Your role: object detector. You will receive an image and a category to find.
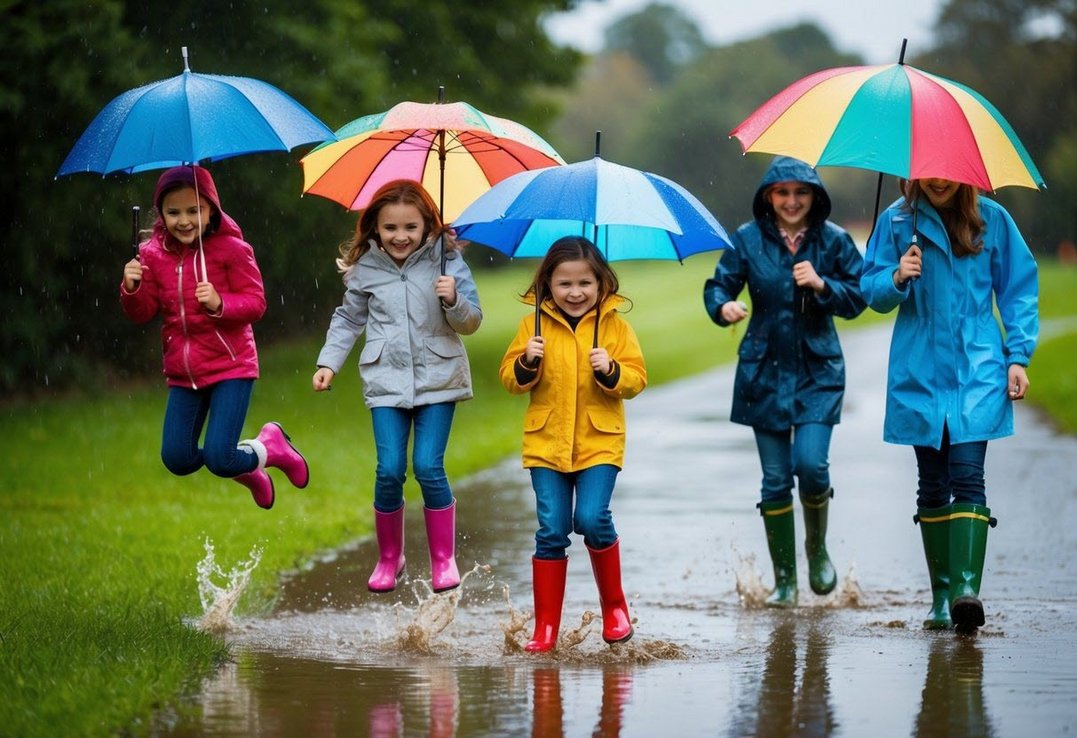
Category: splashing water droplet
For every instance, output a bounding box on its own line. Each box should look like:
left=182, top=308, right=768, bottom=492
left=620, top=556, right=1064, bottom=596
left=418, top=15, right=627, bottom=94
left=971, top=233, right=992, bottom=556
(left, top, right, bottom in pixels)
left=195, top=537, right=263, bottom=633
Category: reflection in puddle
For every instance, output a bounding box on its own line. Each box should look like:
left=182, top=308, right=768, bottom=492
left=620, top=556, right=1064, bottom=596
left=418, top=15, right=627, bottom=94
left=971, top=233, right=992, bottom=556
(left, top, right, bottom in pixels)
left=915, top=637, right=995, bottom=738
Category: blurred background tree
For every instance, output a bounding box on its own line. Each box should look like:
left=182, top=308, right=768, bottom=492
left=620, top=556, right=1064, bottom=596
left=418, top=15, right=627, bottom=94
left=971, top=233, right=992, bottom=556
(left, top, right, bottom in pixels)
left=1, top=0, right=1072, bottom=398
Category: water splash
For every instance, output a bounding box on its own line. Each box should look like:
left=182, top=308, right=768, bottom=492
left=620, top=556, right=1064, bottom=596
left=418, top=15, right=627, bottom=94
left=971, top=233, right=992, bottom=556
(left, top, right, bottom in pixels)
left=393, top=563, right=489, bottom=654
left=195, top=538, right=263, bottom=633
left=734, top=553, right=770, bottom=609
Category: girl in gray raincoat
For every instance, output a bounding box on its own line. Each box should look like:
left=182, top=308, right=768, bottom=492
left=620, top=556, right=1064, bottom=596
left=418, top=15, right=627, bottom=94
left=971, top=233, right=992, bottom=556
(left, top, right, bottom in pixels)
left=704, top=156, right=866, bottom=607
left=861, top=177, right=1038, bottom=633
left=313, top=180, right=482, bottom=596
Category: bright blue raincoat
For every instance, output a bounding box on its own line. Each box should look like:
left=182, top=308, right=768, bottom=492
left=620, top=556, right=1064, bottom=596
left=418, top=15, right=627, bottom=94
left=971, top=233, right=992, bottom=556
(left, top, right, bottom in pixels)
left=860, top=195, right=1038, bottom=448
left=703, top=157, right=867, bottom=431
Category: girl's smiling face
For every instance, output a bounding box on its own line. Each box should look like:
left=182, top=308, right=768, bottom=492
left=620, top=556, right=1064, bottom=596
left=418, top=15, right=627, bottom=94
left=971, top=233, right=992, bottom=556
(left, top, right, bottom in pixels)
left=161, top=187, right=212, bottom=245
left=377, top=202, right=426, bottom=265
left=918, top=178, right=960, bottom=208
left=549, top=259, right=599, bottom=317
left=767, top=181, right=813, bottom=232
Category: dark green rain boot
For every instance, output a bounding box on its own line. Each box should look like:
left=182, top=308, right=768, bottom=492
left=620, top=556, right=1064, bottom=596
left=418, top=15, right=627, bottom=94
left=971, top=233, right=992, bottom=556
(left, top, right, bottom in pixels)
left=914, top=505, right=953, bottom=630
left=758, top=500, right=798, bottom=608
left=948, top=503, right=997, bottom=632
left=800, top=489, right=837, bottom=595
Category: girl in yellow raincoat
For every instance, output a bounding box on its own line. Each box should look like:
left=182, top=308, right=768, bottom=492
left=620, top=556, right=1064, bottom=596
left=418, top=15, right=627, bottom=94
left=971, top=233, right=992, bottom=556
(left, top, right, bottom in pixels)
left=500, top=236, right=647, bottom=652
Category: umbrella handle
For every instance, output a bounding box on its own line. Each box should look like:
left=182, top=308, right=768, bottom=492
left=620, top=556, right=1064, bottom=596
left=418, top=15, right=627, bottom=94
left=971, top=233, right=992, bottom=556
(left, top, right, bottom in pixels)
left=131, top=205, right=141, bottom=259
left=534, top=285, right=541, bottom=338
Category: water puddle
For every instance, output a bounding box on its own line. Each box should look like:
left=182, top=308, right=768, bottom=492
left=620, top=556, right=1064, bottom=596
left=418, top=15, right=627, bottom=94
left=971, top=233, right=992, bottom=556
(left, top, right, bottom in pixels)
left=160, top=328, right=1077, bottom=736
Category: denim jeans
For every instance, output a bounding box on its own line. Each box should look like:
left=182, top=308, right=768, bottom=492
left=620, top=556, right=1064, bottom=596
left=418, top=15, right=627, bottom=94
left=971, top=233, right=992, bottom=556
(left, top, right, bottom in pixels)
left=529, top=464, right=620, bottom=560
left=370, top=402, right=456, bottom=512
left=753, top=423, right=833, bottom=503
left=161, top=379, right=257, bottom=478
left=913, top=426, right=988, bottom=507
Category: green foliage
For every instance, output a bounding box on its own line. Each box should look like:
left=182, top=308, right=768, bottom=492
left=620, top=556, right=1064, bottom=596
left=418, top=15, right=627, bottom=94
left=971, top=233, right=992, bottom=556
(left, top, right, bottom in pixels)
left=0, top=0, right=582, bottom=397
left=603, top=2, right=706, bottom=85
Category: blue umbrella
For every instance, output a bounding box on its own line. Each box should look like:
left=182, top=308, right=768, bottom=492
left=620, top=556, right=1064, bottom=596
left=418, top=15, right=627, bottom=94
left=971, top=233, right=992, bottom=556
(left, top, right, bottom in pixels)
left=453, top=155, right=732, bottom=262
left=454, top=153, right=732, bottom=340
left=57, top=46, right=335, bottom=176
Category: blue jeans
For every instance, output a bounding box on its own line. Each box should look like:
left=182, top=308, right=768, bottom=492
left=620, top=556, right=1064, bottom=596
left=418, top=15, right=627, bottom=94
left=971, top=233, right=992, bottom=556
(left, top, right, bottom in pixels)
left=370, top=402, right=456, bottom=512
left=161, top=379, right=257, bottom=478
left=753, top=423, right=833, bottom=503
left=913, top=426, right=988, bottom=507
left=529, top=464, right=620, bottom=560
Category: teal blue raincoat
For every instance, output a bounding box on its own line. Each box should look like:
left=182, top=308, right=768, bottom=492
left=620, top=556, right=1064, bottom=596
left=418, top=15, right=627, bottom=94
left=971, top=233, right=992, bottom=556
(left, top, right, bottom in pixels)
left=860, top=195, right=1039, bottom=448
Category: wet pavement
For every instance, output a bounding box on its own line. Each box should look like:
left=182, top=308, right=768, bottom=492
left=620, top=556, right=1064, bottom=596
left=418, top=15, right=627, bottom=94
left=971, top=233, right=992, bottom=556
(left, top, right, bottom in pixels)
left=162, top=324, right=1077, bottom=737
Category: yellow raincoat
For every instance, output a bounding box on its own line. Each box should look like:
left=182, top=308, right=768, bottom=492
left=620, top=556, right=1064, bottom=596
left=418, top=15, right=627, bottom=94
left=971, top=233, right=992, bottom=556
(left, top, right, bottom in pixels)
left=499, top=296, right=647, bottom=472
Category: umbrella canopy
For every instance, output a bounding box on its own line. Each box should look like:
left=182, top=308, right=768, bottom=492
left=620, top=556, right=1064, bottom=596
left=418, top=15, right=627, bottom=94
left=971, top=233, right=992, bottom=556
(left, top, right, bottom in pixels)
left=300, top=93, right=564, bottom=222
left=730, top=61, right=1045, bottom=193
left=453, top=155, right=732, bottom=262
left=57, top=48, right=335, bottom=176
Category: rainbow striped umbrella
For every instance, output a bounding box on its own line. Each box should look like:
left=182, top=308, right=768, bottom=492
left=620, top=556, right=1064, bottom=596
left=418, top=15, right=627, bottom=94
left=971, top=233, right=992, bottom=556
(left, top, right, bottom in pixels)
left=730, top=62, right=1045, bottom=193
left=301, top=91, right=563, bottom=222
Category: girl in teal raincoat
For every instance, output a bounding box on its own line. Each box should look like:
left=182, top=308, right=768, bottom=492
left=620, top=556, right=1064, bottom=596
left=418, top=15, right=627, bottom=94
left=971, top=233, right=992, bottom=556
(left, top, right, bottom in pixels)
left=860, top=177, right=1038, bottom=632
left=704, top=156, right=866, bottom=608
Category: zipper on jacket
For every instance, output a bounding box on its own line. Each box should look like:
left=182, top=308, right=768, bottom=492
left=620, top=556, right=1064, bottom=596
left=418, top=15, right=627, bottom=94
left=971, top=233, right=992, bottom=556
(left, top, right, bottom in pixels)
left=177, top=256, right=199, bottom=389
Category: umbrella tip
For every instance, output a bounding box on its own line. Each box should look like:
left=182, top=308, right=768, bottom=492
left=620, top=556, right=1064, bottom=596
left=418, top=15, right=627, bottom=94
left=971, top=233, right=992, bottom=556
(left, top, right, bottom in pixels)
left=898, top=38, right=907, bottom=64
left=438, top=85, right=445, bottom=103
left=182, top=46, right=190, bottom=72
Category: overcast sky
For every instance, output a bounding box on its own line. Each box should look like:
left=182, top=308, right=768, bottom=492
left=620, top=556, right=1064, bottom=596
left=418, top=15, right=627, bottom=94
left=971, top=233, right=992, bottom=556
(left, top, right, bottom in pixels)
left=544, top=0, right=945, bottom=64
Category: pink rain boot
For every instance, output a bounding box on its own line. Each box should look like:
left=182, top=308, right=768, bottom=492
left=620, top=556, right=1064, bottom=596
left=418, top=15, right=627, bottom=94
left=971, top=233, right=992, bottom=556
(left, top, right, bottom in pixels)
left=368, top=505, right=406, bottom=592
left=253, top=422, right=309, bottom=489
left=234, top=470, right=275, bottom=509
left=587, top=539, right=634, bottom=644
left=234, top=440, right=275, bottom=509
left=424, top=501, right=461, bottom=592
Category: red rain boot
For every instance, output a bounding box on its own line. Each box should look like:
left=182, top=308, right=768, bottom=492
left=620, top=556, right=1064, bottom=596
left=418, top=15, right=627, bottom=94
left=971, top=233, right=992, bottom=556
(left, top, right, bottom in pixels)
left=424, top=501, right=461, bottom=592
left=233, top=469, right=275, bottom=510
left=587, top=539, right=634, bottom=645
left=368, top=505, right=406, bottom=592
left=254, top=422, right=309, bottom=489
left=525, top=556, right=568, bottom=653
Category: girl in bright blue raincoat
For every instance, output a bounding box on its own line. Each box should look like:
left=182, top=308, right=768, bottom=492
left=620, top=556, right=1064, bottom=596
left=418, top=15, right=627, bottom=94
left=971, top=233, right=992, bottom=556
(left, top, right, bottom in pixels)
left=861, top=177, right=1038, bottom=633
left=704, top=156, right=866, bottom=608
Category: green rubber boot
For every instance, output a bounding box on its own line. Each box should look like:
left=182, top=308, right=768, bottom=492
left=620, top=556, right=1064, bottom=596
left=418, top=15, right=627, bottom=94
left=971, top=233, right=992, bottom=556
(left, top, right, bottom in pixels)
left=759, top=500, right=798, bottom=608
left=948, top=503, right=996, bottom=633
left=915, top=505, right=953, bottom=630
left=800, top=489, right=837, bottom=595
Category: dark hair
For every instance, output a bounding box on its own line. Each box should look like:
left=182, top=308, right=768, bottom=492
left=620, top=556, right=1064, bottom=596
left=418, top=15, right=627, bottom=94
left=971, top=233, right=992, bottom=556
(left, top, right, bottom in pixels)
left=338, top=179, right=446, bottom=267
left=525, top=236, right=621, bottom=307
left=155, top=181, right=220, bottom=236
left=901, top=179, right=984, bottom=257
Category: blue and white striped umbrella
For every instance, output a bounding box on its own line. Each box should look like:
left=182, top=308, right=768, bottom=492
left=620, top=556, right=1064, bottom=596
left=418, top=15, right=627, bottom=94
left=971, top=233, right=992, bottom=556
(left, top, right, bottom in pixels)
left=453, top=156, right=732, bottom=262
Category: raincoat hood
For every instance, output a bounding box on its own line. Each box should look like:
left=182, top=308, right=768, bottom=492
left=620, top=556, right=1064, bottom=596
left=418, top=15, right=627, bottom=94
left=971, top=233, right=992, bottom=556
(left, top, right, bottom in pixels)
left=151, top=165, right=243, bottom=244
left=751, top=156, right=831, bottom=227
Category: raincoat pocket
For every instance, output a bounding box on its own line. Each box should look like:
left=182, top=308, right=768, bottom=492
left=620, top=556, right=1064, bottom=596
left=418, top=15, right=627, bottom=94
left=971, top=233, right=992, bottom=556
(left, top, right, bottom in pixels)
left=423, top=335, right=468, bottom=390
left=524, top=406, right=552, bottom=432
left=359, top=339, right=385, bottom=367
left=587, top=408, right=624, bottom=435
left=735, top=334, right=769, bottom=400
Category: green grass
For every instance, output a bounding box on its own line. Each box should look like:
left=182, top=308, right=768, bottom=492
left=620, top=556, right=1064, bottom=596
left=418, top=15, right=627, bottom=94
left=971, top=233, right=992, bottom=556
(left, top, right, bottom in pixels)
left=0, top=255, right=1072, bottom=736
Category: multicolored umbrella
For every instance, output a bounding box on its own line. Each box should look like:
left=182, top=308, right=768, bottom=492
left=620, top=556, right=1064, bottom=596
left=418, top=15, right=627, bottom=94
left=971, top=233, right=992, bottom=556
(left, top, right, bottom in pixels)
left=730, top=59, right=1045, bottom=193
left=300, top=90, right=564, bottom=222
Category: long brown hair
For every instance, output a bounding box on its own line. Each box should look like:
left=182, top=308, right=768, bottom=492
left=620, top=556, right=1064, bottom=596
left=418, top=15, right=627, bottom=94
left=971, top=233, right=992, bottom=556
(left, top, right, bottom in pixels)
left=902, top=179, right=984, bottom=257
left=337, top=179, right=446, bottom=268
left=525, top=236, right=622, bottom=309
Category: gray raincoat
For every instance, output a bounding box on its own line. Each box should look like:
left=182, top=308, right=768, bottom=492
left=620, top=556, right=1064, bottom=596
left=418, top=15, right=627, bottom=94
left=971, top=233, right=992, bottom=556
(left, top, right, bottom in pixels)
left=316, top=236, right=482, bottom=409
